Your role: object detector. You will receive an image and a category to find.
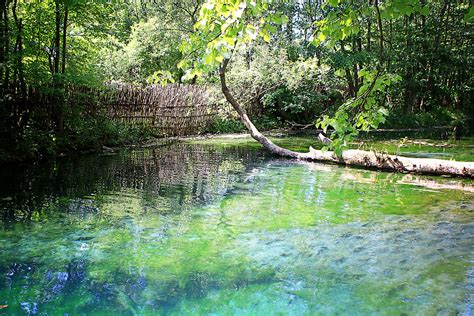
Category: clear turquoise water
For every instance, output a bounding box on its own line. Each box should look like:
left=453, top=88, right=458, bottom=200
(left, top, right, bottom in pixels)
left=0, top=140, right=473, bottom=315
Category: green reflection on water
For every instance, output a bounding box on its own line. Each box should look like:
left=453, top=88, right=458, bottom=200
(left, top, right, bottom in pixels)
left=189, top=135, right=474, bottom=161
left=0, top=140, right=473, bottom=315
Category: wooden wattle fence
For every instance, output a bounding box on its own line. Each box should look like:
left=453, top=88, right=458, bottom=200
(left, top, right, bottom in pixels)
left=103, top=83, right=217, bottom=136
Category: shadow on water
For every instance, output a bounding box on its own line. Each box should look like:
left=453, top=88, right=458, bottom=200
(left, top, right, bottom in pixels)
left=0, top=142, right=270, bottom=225
left=0, top=139, right=472, bottom=314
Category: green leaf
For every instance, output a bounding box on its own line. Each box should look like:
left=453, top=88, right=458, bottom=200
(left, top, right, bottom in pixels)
left=261, top=31, right=271, bottom=43
left=464, top=6, right=474, bottom=23
left=378, top=107, right=389, bottom=117
left=204, top=53, right=215, bottom=65
left=419, top=6, right=429, bottom=16
left=317, top=32, right=326, bottom=42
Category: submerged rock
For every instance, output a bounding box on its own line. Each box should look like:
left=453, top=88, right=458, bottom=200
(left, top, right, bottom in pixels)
left=65, top=199, right=100, bottom=219
left=41, top=259, right=87, bottom=302
left=20, top=302, right=38, bottom=315
left=5, top=262, right=35, bottom=289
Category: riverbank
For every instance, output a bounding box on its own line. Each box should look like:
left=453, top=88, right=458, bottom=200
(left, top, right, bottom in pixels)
left=2, top=128, right=473, bottom=170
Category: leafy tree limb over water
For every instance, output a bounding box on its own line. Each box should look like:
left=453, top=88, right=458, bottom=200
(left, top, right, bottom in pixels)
left=178, top=0, right=473, bottom=177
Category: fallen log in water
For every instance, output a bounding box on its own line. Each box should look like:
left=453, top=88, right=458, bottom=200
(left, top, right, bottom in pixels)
left=304, top=162, right=474, bottom=192
left=300, top=147, right=474, bottom=178
left=219, top=59, right=474, bottom=179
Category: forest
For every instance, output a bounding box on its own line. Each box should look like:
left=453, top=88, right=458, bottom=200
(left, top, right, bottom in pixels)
left=0, top=0, right=473, bottom=314
left=0, top=0, right=472, bottom=162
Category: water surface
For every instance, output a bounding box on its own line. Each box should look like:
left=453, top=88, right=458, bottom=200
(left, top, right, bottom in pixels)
left=0, top=140, right=473, bottom=315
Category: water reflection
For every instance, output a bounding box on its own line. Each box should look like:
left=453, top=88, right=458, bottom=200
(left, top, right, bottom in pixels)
left=0, top=140, right=472, bottom=314
left=0, top=142, right=268, bottom=225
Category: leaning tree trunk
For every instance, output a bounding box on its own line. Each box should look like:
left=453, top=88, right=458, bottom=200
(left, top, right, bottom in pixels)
left=219, top=59, right=299, bottom=159
left=218, top=59, right=474, bottom=178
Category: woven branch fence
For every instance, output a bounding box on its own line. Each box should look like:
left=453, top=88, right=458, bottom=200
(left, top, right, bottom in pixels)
left=103, top=83, right=217, bottom=136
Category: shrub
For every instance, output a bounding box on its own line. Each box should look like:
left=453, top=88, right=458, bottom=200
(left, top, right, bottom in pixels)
left=225, top=43, right=344, bottom=124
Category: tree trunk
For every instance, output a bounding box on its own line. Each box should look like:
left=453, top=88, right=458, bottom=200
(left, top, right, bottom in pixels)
left=61, top=6, right=68, bottom=74
left=219, top=58, right=474, bottom=178
left=11, top=0, right=26, bottom=126
left=52, top=0, right=63, bottom=133
left=0, top=0, right=5, bottom=88
left=15, top=18, right=25, bottom=123
left=53, top=0, right=60, bottom=75
left=344, top=68, right=355, bottom=97
left=352, top=38, right=360, bottom=93
left=339, top=42, right=355, bottom=97
left=219, top=59, right=299, bottom=159
left=299, top=148, right=474, bottom=178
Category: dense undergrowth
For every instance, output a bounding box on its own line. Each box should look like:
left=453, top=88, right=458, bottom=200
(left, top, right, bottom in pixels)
left=0, top=117, right=155, bottom=163
left=204, top=108, right=470, bottom=135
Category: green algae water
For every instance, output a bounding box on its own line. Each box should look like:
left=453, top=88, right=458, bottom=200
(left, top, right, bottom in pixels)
left=0, top=140, right=473, bottom=315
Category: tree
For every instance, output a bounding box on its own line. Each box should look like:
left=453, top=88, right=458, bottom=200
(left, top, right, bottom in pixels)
left=99, top=0, right=204, bottom=84
left=178, top=0, right=473, bottom=177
